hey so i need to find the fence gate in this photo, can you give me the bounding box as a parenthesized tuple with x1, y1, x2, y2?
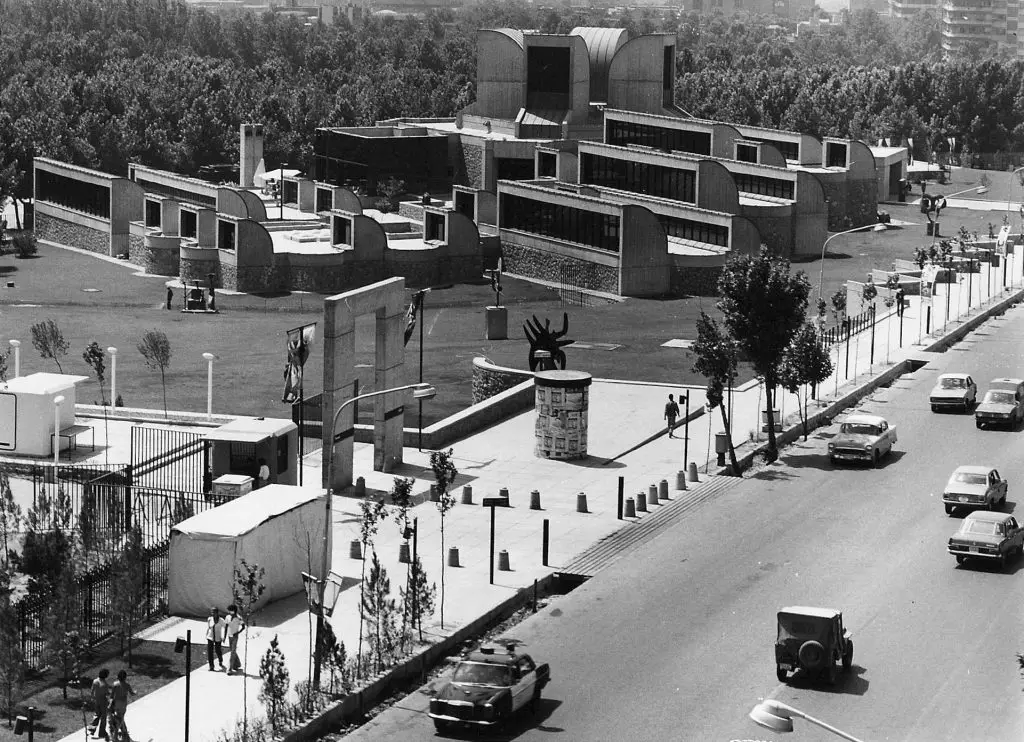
(130, 426, 209, 492)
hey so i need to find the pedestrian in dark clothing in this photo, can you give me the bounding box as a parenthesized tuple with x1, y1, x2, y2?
(206, 606, 226, 671)
(166, 286, 173, 310)
(89, 668, 111, 739)
(664, 394, 680, 438)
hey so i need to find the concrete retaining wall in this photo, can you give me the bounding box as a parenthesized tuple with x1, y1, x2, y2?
(472, 357, 533, 403)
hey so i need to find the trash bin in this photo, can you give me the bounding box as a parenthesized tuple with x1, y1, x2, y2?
(714, 432, 729, 466)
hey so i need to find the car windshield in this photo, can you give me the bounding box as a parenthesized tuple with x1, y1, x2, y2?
(953, 472, 988, 486)
(959, 520, 1004, 536)
(840, 423, 880, 436)
(983, 391, 1015, 405)
(452, 662, 512, 686)
(940, 377, 966, 389)
(777, 615, 829, 643)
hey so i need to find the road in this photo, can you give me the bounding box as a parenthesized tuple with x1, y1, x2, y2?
(342, 309, 1024, 741)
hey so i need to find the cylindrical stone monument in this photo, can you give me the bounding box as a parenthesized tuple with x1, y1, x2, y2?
(534, 370, 592, 460)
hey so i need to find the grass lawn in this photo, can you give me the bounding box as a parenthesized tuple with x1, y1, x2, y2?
(0, 199, 1007, 426)
(0, 639, 207, 742)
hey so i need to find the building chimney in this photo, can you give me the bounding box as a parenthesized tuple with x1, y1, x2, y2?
(239, 123, 264, 188)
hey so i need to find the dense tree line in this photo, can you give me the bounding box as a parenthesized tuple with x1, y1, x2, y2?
(0, 0, 1022, 209)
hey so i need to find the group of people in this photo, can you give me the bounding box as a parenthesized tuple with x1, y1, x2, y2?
(88, 669, 136, 741)
(206, 604, 247, 674)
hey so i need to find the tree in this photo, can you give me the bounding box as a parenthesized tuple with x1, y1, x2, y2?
(400, 554, 435, 645)
(30, 319, 69, 373)
(232, 560, 265, 740)
(42, 560, 86, 700)
(0, 472, 22, 574)
(389, 477, 415, 643)
(355, 497, 387, 675)
(374, 176, 405, 213)
(0, 581, 24, 727)
(779, 324, 834, 441)
(717, 247, 810, 463)
(0, 349, 8, 383)
(315, 620, 350, 696)
(430, 448, 458, 630)
(360, 552, 401, 673)
(82, 342, 107, 405)
(137, 329, 172, 416)
(258, 635, 290, 732)
(18, 486, 74, 596)
(690, 312, 742, 476)
(109, 524, 147, 667)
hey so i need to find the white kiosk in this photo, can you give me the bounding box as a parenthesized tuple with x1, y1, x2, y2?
(0, 372, 90, 456)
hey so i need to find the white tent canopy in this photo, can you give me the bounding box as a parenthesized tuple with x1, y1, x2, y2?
(254, 165, 302, 188)
(168, 484, 327, 618)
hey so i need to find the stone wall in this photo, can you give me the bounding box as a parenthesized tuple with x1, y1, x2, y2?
(141, 245, 179, 276)
(35, 212, 109, 255)
(502, 242, 619, 294)
(670, 265, 722, 297)
(128, 233, 145, 265)
(463, 144, 485, 190)
(472, 357, 533, 404)
(180, 255, 221, 286)
(847, 179, 878, 227)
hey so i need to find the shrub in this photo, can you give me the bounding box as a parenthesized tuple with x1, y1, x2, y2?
(12, 233, 37, 258)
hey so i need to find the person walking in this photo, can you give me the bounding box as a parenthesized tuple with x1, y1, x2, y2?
(166, 286, 173, 311)
(225, 604, 246, 675)
(206, 606, 226, 671)
(108, 670, 135, 742)
(664, 393, 680, 438)
(89, 668, 111, 739)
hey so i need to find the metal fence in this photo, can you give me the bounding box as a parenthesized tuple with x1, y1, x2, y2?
(292, 393, 324, 458)
(822, 305, 878, 348)
(558, 263, 605, 307)
(130, 426, 208, 492)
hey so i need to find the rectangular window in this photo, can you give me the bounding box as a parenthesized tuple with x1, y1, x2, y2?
(145, 199, 162, 228)
(732, 172, 795, 200)
(218, 219, 236, 251)
(826, 142, 849, 168)
(425, 212, 445, 242)
(663, 46, 675, 108)
(133, 176, 216, 209)
(229, 441, 256, 474)
(736, 143, 759, 163)
(35, 169, 111, 218)
(748, 137, 799, 161)
(527, 46, 571, 109)
(538, 152, 558, 178)
(660, 215, 729, 247)
(500, 193, 621, 253)
(581, 153, 696, 203)
(180, 209, 198, 239)
(604, 119, 711, 156)
(282, 179, 299, 205)
(315, 187, 333, 213)
(333, 217, 353, 246)
(454, 191, 475, 220)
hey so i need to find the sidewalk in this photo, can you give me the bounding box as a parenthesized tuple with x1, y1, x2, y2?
(49, 245, 1024, 742)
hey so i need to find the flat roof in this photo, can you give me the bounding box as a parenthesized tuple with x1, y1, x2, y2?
(3, 372, 89, 395)
(206, 417, 297, 443)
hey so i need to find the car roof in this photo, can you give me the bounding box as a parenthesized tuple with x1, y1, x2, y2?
(464, 649, 520, 665)
(778, 606, 841, 619)
(988, 378, 1024, 386)
(938, 372, 971, 379)
(951, 465, 995, 475)
(964, 511, 1014, 523)
(842, 414, 886, 425)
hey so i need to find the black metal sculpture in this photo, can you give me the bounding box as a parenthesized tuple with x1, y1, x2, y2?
(524, 313, 574, 371)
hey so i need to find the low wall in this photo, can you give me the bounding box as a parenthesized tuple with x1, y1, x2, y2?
(180, 246, 221, 285)
(472, 357, 533, 403)
(35, 211, 110, 255)
(501, 241, 619, 295)
(142, 232, 181, 276)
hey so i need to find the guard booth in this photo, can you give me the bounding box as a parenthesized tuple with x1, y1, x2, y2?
(205, 417, 299, 489)
(0, 373, 90, 456)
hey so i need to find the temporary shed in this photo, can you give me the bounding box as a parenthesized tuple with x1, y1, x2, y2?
(0, 373, 88, 455)
(168, 484, 327, 618)
(205, 417, 299, 486)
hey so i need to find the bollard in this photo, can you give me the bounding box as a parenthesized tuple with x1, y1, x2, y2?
(530, 489, 542, 510)
(499, 487, 510, 501)
(648, 484, 659, 506)
(637, 491, 648, 512)
(447, 546, 461, 568)
(430, 484, 439, 502)
(624, 497, 636, 518)
(461, 485, 473, 505)
(659, 479, 669, 500)
(576, 492, 589, 513)
(398, 541, 411, 563)
(677, 470, 688, 491)
(498, 549, 511, 571)
(354, 476, 366, 497)
(687, 462, 699, 483)
(349, 539, 362, 560)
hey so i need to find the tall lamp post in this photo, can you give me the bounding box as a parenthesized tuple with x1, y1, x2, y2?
(107, 347, 117, 405)
(817, 223, 889, 303)
(750, 699, 867, 742)
(313, 381, 437, 689)
(202, 352, 218, 421)
(8, 339, 20, 378)
(173, 631, 192, 742)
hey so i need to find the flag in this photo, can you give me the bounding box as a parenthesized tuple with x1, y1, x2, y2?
(282, 323, 316, 404)
(403, 290, 426, 346)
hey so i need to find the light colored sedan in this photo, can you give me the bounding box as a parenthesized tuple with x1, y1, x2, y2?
(929, 373, 976, 413)
(948, 511, 1024, 569)
(941, 465, 1007, 515)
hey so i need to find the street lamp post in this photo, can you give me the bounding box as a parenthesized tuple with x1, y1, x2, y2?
(817, 224, 888, 303)
(313, 381, 437, 689)
(8, 339, 20, 378)
(202, 352, 218, 421)
(108, 347, 118, 406)
(53, 395, 65, 468)
(750, 699, 867, 742)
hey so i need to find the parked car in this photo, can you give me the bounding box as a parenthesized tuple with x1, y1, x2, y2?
(428, 644, 550, 734)
(775, 606, 853, 685)
(975, 378, 1024, 429)
(941, 465, 1007, 515)
(948, 511, 1024, 569)
(827, 413, 897, 467)
(929, 372, 977, 413)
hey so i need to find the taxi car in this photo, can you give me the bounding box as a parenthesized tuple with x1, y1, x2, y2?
(975, 378, 1024, 429)
(941, 465, 1007, 515)
(775, 606, 853, 686)
(948, 511, 1024, 569)
(428, 644, 550, 734)
(929, 372, 977, 413)
(827, 414, 897, 467)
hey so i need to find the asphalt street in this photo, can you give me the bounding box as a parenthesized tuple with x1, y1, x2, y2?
(342, 307, 1024, 741)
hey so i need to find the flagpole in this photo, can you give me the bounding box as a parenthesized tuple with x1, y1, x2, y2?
(418, 290, 425, 451)
(298, 382, 304, 487)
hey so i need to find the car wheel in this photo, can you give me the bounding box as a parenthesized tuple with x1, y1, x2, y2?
(798, 640, 826, 670)
(931, 404, 938, 413)
(776, 665, 788, 683)
(955, 555, 966, 565)
(829, 455, 837, 466)
(825, 660, 837, 685)
(842, 641, 853, 672)
(872, 449, 880, 468)
(976, 419, 983, 429)
(945, 503, 954, 515)
(1000, 552, 1008, 570)
(964, 400, 970, 413)
(532, 687, 542, 713)
(433, 720, 450, 735)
